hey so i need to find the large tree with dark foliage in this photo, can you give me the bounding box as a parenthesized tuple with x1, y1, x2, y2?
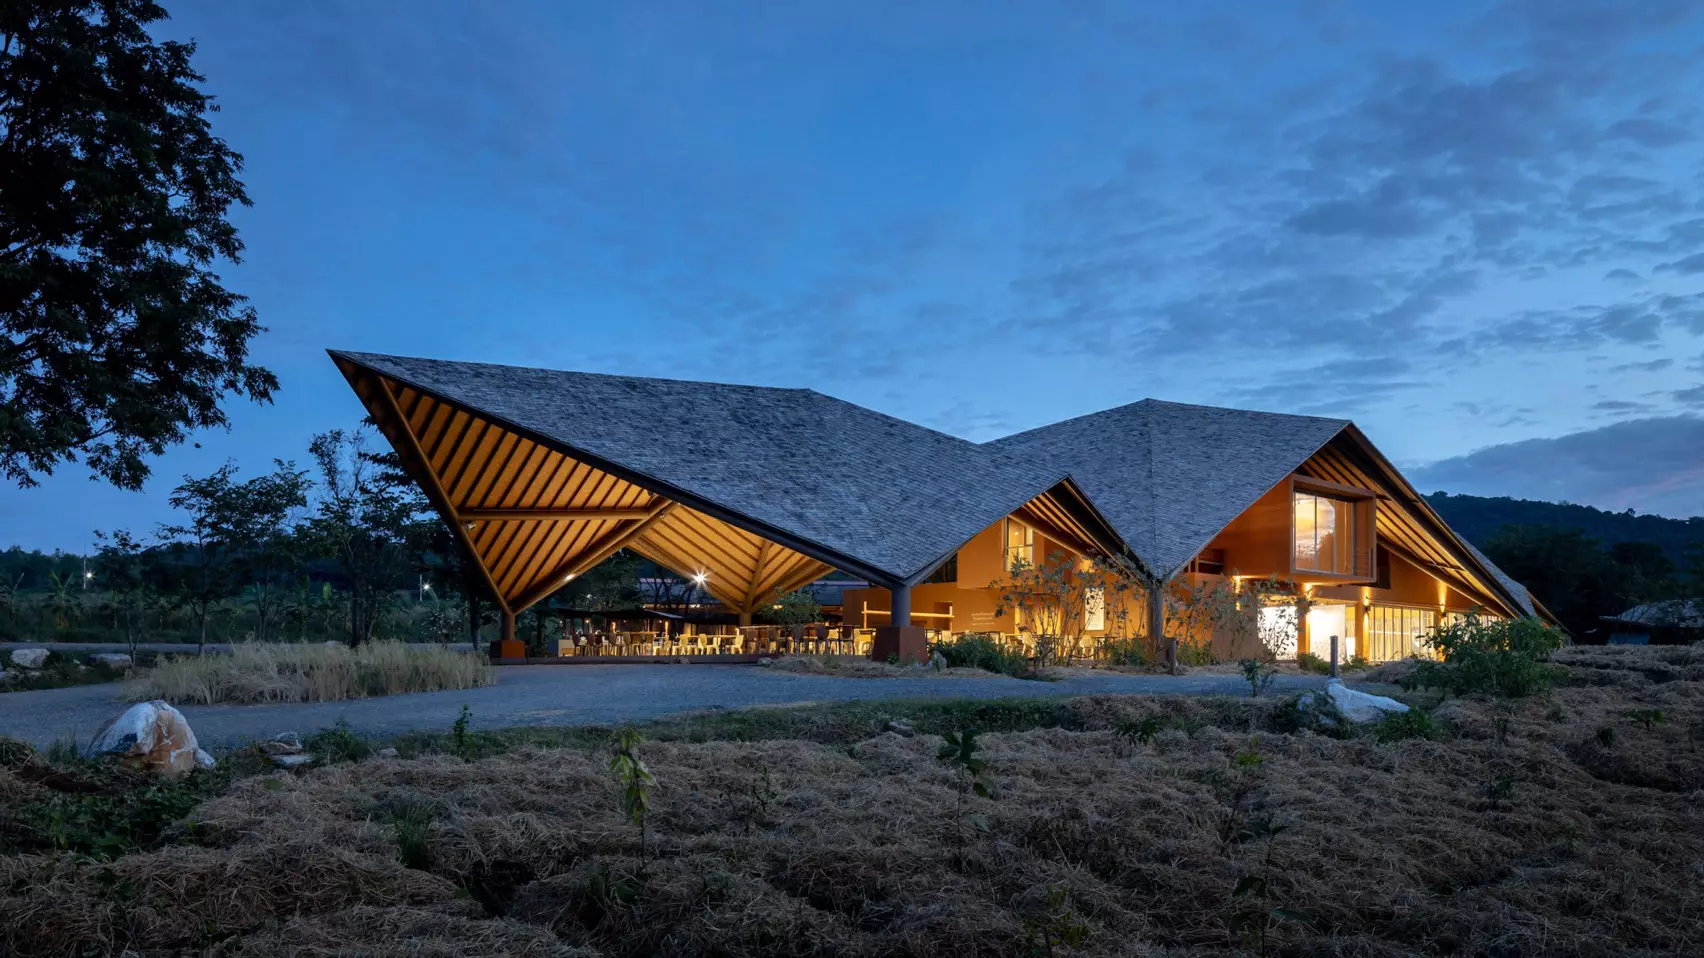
(1, 0, 274, 489)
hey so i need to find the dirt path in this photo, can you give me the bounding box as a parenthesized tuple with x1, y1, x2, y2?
(0, 664, 1339, 749)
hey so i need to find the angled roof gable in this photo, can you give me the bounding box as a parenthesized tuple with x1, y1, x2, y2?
(331, 351, 1082, 584)
(987, 399, 1348, 576)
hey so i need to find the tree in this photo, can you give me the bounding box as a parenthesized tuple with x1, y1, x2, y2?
(1, 0, 275, 490)
(158, 462, 238, 652)
(92, 528, 153, 658)
(224, 460, 310, 641)
(305, 427, 420, 646)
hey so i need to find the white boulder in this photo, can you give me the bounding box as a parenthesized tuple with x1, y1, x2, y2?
(1324, 679, 1410, 724)
(87, 700, 216, 775)
(9, 648, 49, 669)
(90, 652, 134, 670)
(271, 753, 314, 769)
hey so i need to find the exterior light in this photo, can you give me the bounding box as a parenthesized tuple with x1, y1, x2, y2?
(564, 573, 575, 583)
(422, 582, 432, 591)
(693, 572, 708, 584)
(84, 571, 93, 579)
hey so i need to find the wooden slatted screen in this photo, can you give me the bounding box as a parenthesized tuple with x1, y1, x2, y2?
(347, 366, 834, 616)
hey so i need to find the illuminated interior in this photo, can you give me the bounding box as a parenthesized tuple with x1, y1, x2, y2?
(1293, 490, 1353, 574)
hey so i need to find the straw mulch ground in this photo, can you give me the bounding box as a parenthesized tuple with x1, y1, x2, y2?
(3, 645, 1702, 956)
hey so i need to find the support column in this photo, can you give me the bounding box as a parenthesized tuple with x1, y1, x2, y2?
(1149, 580, 1174, 674)
(871, 583, 927, 664)
(492, 608, 523, 661)
(738, 610, 753, 627)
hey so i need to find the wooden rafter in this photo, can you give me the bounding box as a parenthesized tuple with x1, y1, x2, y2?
(370, 375, 512, 616)
(460, 507, 658, 522)
(510, 500, 678, 612)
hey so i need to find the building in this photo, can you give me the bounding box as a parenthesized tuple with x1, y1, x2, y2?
(1603, 600, 1704, 645)
(331, 350, 1555, 663)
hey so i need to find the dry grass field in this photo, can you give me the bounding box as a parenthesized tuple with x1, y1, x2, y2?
(2, 645, 1701, 957)
(123, 640, 495, 704)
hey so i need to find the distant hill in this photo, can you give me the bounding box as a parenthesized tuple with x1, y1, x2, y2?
(1426, 493, 1704, 563)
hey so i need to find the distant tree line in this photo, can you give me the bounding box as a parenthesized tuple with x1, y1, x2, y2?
(0, 424, 647, 650)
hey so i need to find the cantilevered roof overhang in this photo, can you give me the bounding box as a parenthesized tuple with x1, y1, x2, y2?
(331, 351, 1139, 617)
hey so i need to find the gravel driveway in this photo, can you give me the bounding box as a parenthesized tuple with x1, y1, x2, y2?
(0, 664, 1337, 749)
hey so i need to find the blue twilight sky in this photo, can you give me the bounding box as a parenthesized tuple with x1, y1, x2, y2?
(7, 0, 1704, 553)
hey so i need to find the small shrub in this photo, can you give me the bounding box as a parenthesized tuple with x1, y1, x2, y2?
(1412, 614, 1566, 698)
(1627, 708, 1665, 730)
(609, 726, 655, 869)
(1116, 716, 1163, 747)
(1100, 638, 1149, 668)
(306, 720, 372, 763)
(452, 704, 475, 759)
(1297, 652, 1332, 675)
(931, 634, 1032, 678)
(1372, 708, 1439, 743)
(1239, 658, 1278, 697)
(1595, 726, 1616, 749)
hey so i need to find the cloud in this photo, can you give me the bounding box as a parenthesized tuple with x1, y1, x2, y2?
(1604, 117, 1693, 147)
(1656, 252, 1704, 275)
(1608, 357, 1674, 373)
(1603, 267, 1641, 281)
(1675, 385, 1704, 406)
(1410, 416, 1704, 518)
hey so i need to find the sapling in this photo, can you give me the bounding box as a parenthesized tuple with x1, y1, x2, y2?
(938, 728, 997, 852)
(610, 725, 656, 871)
(1239, 658, 1277, 698)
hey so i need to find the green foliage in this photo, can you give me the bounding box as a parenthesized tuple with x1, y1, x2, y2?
(1021, 885, 1089, 957)
(385, 795, 439, 871)
(609, 725, 656, 868)
(1412, 613, 1567, 698)
(1296, 652, 1332, 675)
(1227, 815, 1310, 956)
(758, 588, 822, 628)
(1, 0, 276, 490)
(1372, 708, 1440, 743)
(938, 728, 997, 799)
(1116, 716, 1163, 748)
(451, 704, 475, 759)
(1473, 522, 1687, 637)
(1099, 636, 1149, 667)
(931, 633, 1032, 677)
(1627, 708, 1665, 730)
(1239, 658, 1277, 697)
(305, 720, 373, 764)
(0, 651, 129, 693)
(1595, 725, 1616, 749)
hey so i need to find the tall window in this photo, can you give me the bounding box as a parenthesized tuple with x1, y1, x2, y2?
(1365, 605, 1435, 661)
(1293, 490, 1354, 574)
(1005, 519, 1035, 571)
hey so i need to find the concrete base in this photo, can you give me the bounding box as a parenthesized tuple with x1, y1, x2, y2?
(870, 625, 929, 664)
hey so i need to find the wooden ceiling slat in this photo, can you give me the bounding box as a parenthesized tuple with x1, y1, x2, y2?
(490, 440, 548, 510)
(525, 452, 577, 510)
(429, 409, 474, 476)
(463, 431, 521, 509)
(670, 508, 762, 574)
(441, 419, 491, 499)
(503, 520, 576, 599)
(488, 512, 561, 593)
(419, 404, 457, 462)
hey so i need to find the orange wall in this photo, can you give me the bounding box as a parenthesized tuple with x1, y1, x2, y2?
(1206, 480, 1291, 577)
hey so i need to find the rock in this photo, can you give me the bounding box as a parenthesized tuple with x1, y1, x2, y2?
(9, 648, 49, 669)
(271, 753, 314, 768)
(86, 700, 216, 776)
(260, 739, 303, 757)
(757, 657, 773, 666)
(0, 669, 11, 684)
(886, 720, 915, 737)
(90, 652, 133, 670)
(1325, 679, 1410, 724)
(376, 747, 400, 759)
(929, 651, 948, 672)
(271, 731, 303, 748)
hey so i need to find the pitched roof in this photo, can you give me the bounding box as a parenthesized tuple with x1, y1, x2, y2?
(986, 400, 1349, 577)
(1604, 599, 1704, 628)
(331, 351, 1070, 584)
(1458, 539, 1537, 617)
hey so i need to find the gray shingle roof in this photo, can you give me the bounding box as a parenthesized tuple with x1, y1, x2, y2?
(986, 400, 1349, 577)
(1604, 599, 1704, 628)
(334, 351, 1545, 617)
(333, 351, 1067, 584)
(1458, 539, 1537, 617)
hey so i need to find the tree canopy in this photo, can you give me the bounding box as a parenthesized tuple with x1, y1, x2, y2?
(1, 0, 274, 490)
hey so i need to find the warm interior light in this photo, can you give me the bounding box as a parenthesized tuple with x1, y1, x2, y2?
(693, 572, 708, 584)
(564, 573, 575, 583)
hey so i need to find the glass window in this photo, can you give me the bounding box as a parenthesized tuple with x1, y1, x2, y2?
(1294, 491, 1355, 574)
(1005, 519, 1035, 571)
(1366, 605, 1436, 662)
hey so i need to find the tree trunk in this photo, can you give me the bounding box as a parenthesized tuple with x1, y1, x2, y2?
(467, 592, 482, 643)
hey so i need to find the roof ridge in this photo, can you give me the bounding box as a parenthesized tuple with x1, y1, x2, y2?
(329, 349, 813, 395)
